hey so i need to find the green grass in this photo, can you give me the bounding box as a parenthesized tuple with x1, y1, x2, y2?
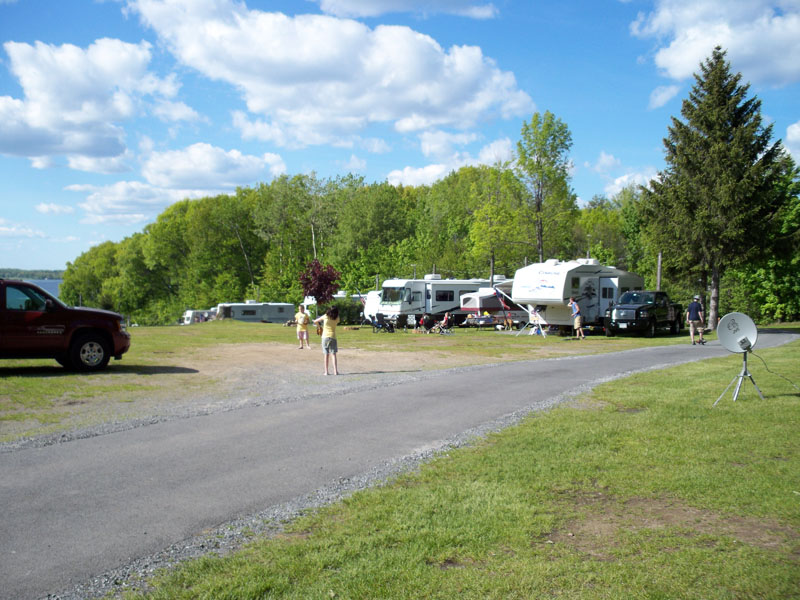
(125, 339, 800, 600)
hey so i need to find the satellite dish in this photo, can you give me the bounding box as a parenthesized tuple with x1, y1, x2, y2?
(717, 312, 758, 353)
(714, 312, 765, 406)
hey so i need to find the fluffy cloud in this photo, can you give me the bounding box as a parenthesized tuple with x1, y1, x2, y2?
(0, 38, 188, 169)
(141, 143, 286, 188)
(648, 85, 681, 109)
(127, 0, 532, 147)
(787, 120, 800, 161)
(604, 168, 658, 197)
(35, 203, 75, 215)
(68, 181, 201, 225)
(632, 0, 800, 86)
(314, 0, 498, 19)
(68, 143, 287, 224)
(0, 218, 45, 238)
(387, 136, 513, 186)
(587, 151, 622, 174)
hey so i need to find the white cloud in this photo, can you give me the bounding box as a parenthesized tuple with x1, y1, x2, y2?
(0, 38, 185, 170)
(787, 120, 800, 160)
(604, 168, 658, 197)
(587, 151, 622, 174)
(343, 154, 366, 171)
(128, 0, 532, 147)
(68, 181, 200, 225)
(632, 0, 800, 86)
(648, 85, 680, 109)
(420, 130, 479, 158)
(35, 203, 75, 215)
(0, 221, 46, 238)
(314, 0, 498, 19)
(387, 137, 512, 186)
(141, 142, 286, 188)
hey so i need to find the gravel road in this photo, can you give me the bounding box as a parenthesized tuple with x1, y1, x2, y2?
(1, 332, 796, 600)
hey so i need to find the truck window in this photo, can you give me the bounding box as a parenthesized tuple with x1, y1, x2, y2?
(6, 285, 47, 311)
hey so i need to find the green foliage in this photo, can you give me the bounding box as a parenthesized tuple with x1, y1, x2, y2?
(641, 47, 798, 326)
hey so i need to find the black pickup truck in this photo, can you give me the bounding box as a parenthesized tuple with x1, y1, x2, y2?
(604, 290, 683, 337)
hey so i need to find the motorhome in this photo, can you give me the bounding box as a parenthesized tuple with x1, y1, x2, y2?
(214, 301, 294, 323)
(503, 258, 643, 331)
(362, 290, 382, 322)
(376, 274, 494, 324)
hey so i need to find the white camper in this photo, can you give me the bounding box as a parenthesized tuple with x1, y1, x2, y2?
(181, 308, 216, 324)
(215, 300, 294, 323)
(460, 288, 528, 325)
(507, 258, 643, 330)
(362, 290, 382, 322)
(376, 274, 492, 324)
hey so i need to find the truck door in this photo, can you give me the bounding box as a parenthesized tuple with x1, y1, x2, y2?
(1, 283, 66, 354)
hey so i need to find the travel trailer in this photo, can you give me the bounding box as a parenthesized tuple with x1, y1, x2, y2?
(361, 290, 382, 322)
(181, 308, 216, 324)
(214, 301, 294, 323)
(460, 287, 528, 326)
(504, 258, 643, 331)
(375, 274, 496, 324)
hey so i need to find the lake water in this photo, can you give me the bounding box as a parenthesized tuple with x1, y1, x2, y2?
(26, 279, 63, 298)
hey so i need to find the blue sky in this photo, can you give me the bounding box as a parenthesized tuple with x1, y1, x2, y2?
(1, 0, 799, 270)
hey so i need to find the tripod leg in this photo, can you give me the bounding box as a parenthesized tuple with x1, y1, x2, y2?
(714, 376, 739, 407)
(748, 376, 766, 401)
(732, 375, 745, 402)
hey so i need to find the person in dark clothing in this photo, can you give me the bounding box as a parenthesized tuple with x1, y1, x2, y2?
(686, 295, 706, 345)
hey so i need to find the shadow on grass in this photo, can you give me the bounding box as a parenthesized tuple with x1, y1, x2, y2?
(0, 364, 199, 377)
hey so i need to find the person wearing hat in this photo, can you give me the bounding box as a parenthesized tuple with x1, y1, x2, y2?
(686, 295, 706, 345)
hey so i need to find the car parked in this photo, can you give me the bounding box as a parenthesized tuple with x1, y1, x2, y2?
(0, 278, 131, 371)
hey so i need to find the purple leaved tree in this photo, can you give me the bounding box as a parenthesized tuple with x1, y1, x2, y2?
(299, 259, 341, 306)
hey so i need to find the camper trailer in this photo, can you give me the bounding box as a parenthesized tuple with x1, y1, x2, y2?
(214, 301, 294, 323)
(506, 258, 643, 332)
(460, 288, 528, 327)
(376, 274, 493, 324)
(181, 308, 216, 324)
(362, 290, 382, 322)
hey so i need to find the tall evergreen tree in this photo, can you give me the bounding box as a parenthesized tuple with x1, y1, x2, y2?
(642, 47, 794, 328)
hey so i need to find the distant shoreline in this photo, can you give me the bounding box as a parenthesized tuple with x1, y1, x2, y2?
(0, 268, 65, 279)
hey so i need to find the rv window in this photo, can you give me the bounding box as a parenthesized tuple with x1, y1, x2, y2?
(242, 309, 256, 316)
(602, 287, 614, 299)
(571, 277, 580, 289)
(435, 290, 454, 302)
(382, 287, 405, 304)
(278, 307, 285, 312)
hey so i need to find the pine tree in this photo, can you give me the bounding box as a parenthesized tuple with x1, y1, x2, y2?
(642, 47, 793, 328)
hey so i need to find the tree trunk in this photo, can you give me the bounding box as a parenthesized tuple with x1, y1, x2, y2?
(709, 265, 720, 330)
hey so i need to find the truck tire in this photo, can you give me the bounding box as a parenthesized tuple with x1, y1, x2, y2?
(605, 326, 615, 337)
(670, 319, 679, 335)
(69, 333, 111, 372)
(645, 319, 656, 338)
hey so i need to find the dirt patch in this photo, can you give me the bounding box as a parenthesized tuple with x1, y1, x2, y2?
(540, 492, 799, 561)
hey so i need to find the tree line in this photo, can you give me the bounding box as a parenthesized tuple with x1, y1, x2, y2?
(61, 48, 799, 327)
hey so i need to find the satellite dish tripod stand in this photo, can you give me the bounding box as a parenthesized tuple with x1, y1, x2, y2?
(714, 351, 765, 406)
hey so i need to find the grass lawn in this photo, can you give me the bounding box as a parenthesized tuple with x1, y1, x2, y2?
(123, 335, 800, 600)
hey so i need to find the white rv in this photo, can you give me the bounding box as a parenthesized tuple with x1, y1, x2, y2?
(506, 258, 643, 330)
(460, 288, 529, 325)
(181, 308, 216, 324)
(376, 274, 492, 323)
(215, 301, 294, 323)
(362, 290, 382, 322)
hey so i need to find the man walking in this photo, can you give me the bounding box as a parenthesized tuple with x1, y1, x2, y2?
(686, 295, 706, 345)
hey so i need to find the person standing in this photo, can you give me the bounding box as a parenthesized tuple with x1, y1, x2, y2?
(295, 304, 310, 349)
(313, 306, 340, 375)
(568, 296, 585, 340)
(686, 295, 706, 345)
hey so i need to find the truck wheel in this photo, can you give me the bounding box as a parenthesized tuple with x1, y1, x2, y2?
(670, 319, 679, 334)
(645, 319, 656, 338)
(69, 333, 111, 372)
(605, 327, 615, 337)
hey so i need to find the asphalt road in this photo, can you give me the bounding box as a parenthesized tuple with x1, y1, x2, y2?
(1, 333, 796, 600)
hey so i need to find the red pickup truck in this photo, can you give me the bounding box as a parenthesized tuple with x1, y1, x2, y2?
(0, 278, 131, 371)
